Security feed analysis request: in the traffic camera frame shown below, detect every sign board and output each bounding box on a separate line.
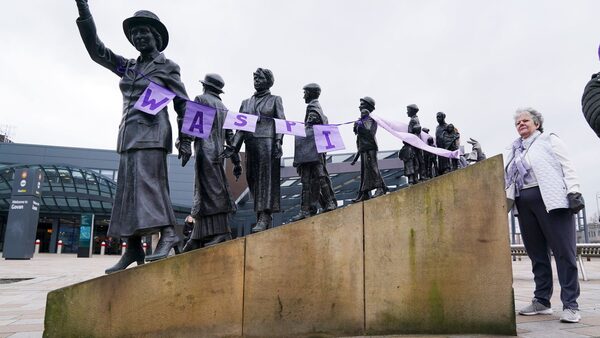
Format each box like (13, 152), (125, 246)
(3, 168), (44, 260)
(77, 214), (95, 258)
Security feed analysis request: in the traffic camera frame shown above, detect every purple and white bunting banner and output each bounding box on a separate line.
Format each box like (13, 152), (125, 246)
(371, 114), (461, 159)
(313, 125), (345, 153)
(133, 82), (176, 115)
(181, 101), (216, 139)
(223, 111), (258, 132)
(274, 118), (306, 137)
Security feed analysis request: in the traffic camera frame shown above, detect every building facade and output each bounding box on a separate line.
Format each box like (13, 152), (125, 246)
(1, 142), (407, 255)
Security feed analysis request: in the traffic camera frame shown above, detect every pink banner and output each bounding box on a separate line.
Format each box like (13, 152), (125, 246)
(223, 111), (258, 132)
(133, 82), (176, 115)
(371, 114), (460, 159)
(181, 101), (216, 139)
(313, 125), (345, 153)
(274, 118), (306, 137)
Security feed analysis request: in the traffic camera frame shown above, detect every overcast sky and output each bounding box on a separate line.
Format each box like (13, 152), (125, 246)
(2, 1), (600, 219)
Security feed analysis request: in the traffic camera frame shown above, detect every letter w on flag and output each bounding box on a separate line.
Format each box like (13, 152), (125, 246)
(134, 82), (176, 115)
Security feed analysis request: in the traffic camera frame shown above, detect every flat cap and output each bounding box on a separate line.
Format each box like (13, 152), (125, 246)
(407, 104), (419, 112)
(302, 83), (321, 91)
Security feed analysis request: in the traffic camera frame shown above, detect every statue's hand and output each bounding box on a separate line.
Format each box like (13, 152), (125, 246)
(75, 0), (91, 18)
(177, 139), (192, 167)
(218, 146), (235, 159)
(233, 164), (243, 181)
(273, 141), (283, 159)
(350, 159), (357, 166)
(467, 138), (481, 150)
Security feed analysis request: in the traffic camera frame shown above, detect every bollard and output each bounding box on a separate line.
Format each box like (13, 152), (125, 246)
(121, 241), (127, 256)
(57, 240), (63, 254)
(34, 239), (41, 255)
(100, 241), (106, 256)
(142, 242), (148, 254)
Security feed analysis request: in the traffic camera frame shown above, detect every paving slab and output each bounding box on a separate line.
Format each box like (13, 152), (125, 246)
(1, 253), (600, 337)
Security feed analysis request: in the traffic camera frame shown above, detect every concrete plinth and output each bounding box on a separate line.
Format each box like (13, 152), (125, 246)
(44, 155), (515, 337)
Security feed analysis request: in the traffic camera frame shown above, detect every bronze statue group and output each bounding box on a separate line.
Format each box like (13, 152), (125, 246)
(74, 2), (485, 274)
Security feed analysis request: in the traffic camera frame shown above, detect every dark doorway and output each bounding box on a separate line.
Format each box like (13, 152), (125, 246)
(36, 222), (53, 253)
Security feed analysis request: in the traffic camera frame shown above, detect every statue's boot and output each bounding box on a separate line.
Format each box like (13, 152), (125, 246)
(105, 236), (144, 274)
(145, 226), (181, 262)
(204, 233), (232, 247)
(291, 209), (312, 222)
(319, 179), (337, 212)
(323, 201), (337, 212)
(182, 238), (202, 253)
(372, 188), (387, 198)
(252, 212), (272, 233)
(352, 191), (370, 203)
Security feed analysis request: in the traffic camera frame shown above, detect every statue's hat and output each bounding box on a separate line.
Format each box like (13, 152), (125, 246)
(302, 83), (321, 92)
(200, 73), (225, 93)
(407, 104), (419, 112)
(123, 10), (169, 51)
(360, 96), (376, 109)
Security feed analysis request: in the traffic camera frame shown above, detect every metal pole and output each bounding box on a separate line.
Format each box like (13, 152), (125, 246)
(510, 209), (516, 244)
(582, 207), (589, 243)
(596, 192), (600, 222)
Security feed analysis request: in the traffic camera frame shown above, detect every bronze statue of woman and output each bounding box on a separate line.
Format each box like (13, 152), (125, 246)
(75, 0), (193, 273)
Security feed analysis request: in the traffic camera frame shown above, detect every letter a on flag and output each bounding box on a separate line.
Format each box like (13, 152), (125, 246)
(313, 125), (345, 153)
(274, 118), (306, 137)
(182, 101), (216, 139)
(134, 82), (176, 115)
(222, 111), (258, 132)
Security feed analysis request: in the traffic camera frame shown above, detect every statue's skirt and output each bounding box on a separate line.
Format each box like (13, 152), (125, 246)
(108, 149), (177, 238)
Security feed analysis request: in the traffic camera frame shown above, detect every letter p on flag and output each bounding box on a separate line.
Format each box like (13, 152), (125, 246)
(134, 82), (176, 115)
(274, 118), (306, 137)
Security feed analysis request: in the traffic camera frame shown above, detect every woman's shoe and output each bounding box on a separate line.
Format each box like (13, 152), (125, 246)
(105, 237), (144, 274)
(145, 227), (181, 262)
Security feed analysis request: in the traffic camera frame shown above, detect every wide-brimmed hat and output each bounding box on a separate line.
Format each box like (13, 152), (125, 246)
(200, 73), (225, 93)
(123, 10), (169, 51)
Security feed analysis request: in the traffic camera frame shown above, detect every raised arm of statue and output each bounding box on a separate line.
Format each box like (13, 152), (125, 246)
(75, 1), (128, 77)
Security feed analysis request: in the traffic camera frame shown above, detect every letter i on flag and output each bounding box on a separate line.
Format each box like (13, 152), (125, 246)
(182, 101), (216, 139)
(313, 125), (345, 153)
(134, 82), (176, 115)
(274, 118), (306, 137)
(222, 111), (258, 132)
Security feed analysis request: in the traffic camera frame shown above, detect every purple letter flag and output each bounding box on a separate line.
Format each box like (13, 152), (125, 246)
(181, 101), (216, 139)
(274, 118), (306, 137)
(313, 125), (345, 153)
(133, 82), (176, 115)
(223, 111), (258, 132)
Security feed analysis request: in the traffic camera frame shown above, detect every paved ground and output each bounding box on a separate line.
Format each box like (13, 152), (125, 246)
(0, 253), (599, 338)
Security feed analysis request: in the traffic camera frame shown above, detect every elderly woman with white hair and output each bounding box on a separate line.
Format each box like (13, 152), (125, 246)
(505, 107), (585, 323)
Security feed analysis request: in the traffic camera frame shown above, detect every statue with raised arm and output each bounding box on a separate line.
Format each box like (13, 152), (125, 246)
(221, 68), (285, 232)
(351, 97), (387, 202)
(182, 74), (242, 252)
(291, 83), (337, 221)
(74, 0), (193, 273)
